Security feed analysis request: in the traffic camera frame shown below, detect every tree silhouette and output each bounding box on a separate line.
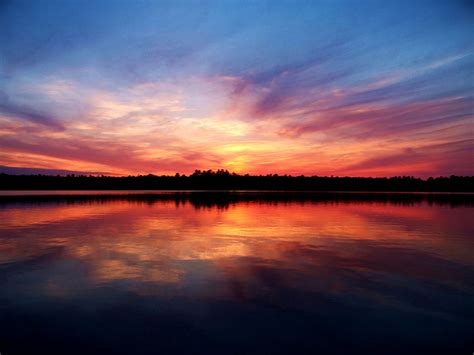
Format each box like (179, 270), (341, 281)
(0, 170), (472, 191)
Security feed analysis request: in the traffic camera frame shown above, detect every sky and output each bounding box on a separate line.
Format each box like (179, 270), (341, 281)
(0, 0), (473, 177)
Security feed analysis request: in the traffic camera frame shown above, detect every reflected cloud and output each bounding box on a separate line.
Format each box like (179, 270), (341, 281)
(0, 196), (473, 354)
(1, 197), (473, 295)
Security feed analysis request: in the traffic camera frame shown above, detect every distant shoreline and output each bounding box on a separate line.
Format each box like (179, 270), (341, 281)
(1, 171), (473, 192)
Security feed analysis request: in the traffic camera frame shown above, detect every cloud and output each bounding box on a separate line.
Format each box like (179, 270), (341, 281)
(0, 90), (64, 129)
(340, 140), (474, 177)
(0, 165), (110, 176)
(0, 1), (472, 177)
(278, 96), (473, 140)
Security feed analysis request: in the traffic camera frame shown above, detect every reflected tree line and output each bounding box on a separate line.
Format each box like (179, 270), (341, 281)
(1, 191), (473, 209)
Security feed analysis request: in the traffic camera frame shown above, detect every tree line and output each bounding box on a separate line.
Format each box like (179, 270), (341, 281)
(0, 169), (473, 191)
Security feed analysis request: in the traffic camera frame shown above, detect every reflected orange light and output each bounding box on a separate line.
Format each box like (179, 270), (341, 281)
(1, 198), (472, 291)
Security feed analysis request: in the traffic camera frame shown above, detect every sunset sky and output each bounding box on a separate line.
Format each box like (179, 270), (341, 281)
(0, 0), (473, 177)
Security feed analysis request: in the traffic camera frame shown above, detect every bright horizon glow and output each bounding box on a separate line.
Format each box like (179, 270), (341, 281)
(0, 0), (473, 177)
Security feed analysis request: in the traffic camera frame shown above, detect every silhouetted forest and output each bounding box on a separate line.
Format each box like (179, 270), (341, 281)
(1, 169), (473, 191)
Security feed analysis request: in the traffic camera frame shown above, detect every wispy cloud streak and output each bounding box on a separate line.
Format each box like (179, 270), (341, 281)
(0, 0), (472, 176)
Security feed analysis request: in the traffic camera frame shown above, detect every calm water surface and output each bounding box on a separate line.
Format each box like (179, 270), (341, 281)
(0, 192), (473, 354)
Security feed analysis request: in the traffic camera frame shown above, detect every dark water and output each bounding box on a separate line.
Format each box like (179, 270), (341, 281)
(0, 192), (473, 355)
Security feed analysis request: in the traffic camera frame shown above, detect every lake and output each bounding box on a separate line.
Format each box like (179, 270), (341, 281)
(0, 192), (473, 354)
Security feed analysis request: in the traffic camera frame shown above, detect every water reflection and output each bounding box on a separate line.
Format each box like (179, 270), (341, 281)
(0, 193), (473, 354)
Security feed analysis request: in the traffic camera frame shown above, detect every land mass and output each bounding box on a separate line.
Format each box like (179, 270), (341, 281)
(0, 170), (473, 192)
